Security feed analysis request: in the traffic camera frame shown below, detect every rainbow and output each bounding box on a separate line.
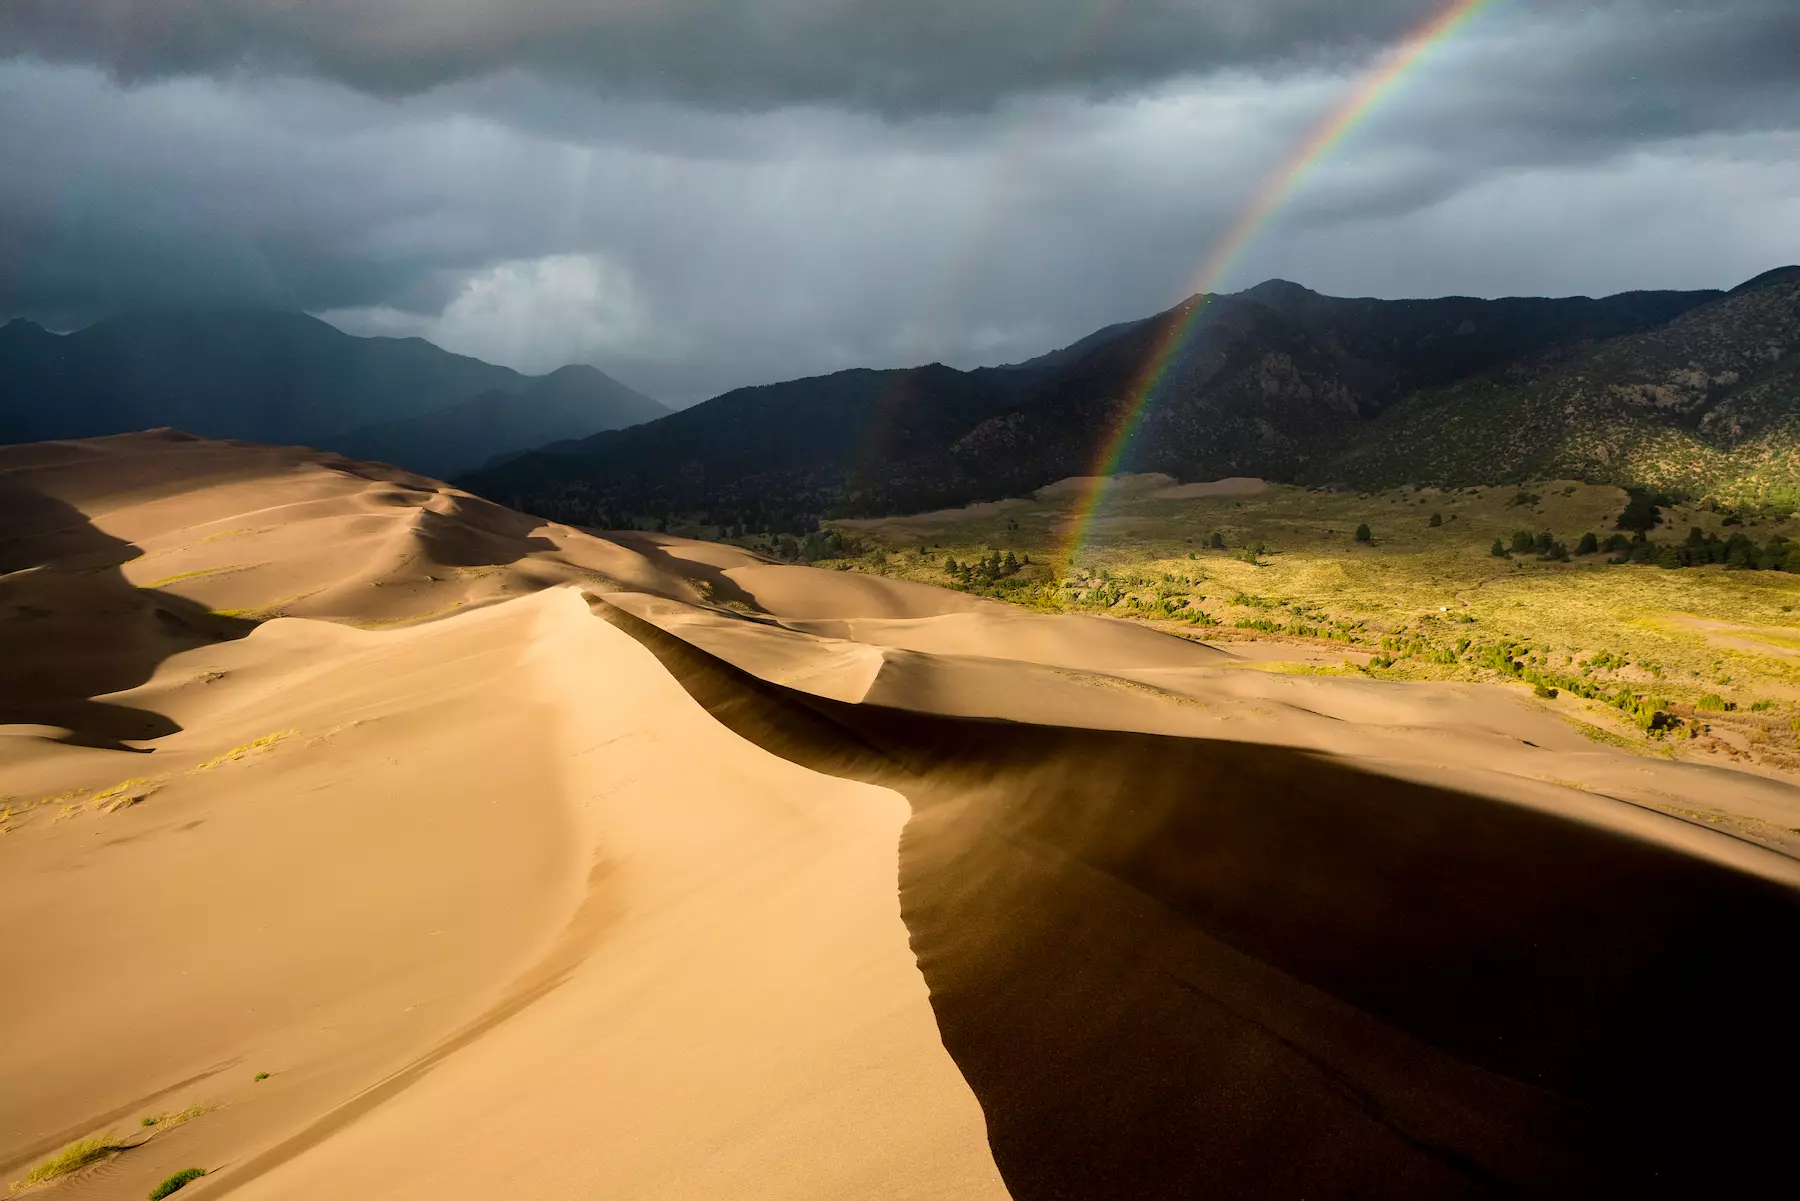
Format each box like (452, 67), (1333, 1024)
(1061, 0), (1496, 567)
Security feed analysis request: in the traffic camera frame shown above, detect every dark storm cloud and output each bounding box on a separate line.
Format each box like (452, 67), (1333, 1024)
(1, 1), (1796, 403)
(2, 0), (1458, 111)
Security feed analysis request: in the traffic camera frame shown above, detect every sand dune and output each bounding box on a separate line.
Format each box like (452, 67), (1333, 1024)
(7, 433), (1800, 1198)
(598, 601), (1800, 1196)
(1, 435), (1001, 1200)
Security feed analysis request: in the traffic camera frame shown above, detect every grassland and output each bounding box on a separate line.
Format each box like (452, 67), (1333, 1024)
(780, 475), (1800, 776)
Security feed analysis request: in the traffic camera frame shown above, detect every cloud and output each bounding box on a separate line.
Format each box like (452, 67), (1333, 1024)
(4, 1), (1792, 119)
(322, 253), (657, 375)
(0, 0), (1456, 111)
(0, 1), (1796, 405)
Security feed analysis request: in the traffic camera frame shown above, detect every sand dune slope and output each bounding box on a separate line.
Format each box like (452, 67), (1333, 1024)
(600, 600), (1800, 1197)
(1, 436), (1003, 1200)
(10, 433), (1800, 1200)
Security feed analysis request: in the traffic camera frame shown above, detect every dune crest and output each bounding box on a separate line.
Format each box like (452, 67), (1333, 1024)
(0, 435), (1003, 1200)
(7, 434), (1800, 1197)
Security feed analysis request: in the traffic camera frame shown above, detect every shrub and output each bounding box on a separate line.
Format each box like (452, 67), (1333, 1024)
(23, 1137), (124, 1186)
(1354, 523), (1372, 543)
(1697, 694), (1734, 712)
(1511, 529), (1534, 554)
(1576, 532), (1599, 555)
(149, 1168), (207, 1199)
(1533, 683), (1559, 699)
(1208, 532), (1225, 549)
(1428, 512), (1443, 527)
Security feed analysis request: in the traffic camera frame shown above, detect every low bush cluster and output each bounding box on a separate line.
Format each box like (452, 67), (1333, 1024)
(1609, 528), (1800, 571)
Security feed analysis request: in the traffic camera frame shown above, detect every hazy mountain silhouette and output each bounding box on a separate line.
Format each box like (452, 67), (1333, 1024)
(462, 274), (1785, 533)
(0, 308), (665, 477)
(332, 364), (666, 478)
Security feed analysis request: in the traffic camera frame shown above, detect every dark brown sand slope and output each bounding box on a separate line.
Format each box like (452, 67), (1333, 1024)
(596, 597), (1800, 1200)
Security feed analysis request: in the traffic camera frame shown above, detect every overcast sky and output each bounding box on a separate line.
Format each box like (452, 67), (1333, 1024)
(3, 1), (1797, 405)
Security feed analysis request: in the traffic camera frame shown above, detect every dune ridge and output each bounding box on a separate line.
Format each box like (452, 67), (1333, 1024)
(7, 433), (1800, 1198)
(594, 598), (1800, 1197)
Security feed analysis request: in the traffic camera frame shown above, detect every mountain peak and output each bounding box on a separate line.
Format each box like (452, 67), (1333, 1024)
(542, 363), (606, 380)
(1728, 265), (1800, 296)
(1239, 278), (1317, 300)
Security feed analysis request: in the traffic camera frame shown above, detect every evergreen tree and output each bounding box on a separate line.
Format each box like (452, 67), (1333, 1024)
(1354, 523), (1372, 543)
(1428, 513), (1443, 527)
(1208, 532), (1225, 549)
(1512, 530), (1535, 554)
(1576, 532), (1599, 555)
(1491, 537), (1509, 557)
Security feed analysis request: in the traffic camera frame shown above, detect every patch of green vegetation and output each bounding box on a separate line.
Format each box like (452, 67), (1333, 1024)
(254, 1071), (270, 1082)
(148, 1168), (207, 1199)
(819, 477), (1800, 770)
(19, 1135), (126, 1187)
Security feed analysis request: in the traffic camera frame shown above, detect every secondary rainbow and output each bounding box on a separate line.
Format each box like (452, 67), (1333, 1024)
(1062, 0), (1496, 566)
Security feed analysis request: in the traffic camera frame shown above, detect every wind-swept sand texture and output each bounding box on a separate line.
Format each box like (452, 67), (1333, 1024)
(7, 433), (1800, 1198)
(1, 434), (1001, 1200)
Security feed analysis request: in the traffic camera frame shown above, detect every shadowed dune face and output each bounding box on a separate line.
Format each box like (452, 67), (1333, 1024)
(0, 477), (253, 742)
(595, 597), (1800, 1198)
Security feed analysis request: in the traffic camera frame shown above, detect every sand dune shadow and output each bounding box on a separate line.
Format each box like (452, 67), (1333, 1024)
(594, 596), (1800, 1199)
(0, 480), (254, 742)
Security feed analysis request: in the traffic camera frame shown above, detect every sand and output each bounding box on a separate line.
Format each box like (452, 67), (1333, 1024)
(0, 435), (1001, 1200)
(6, 432), (1800, 1198)
(1150, 475), (1269, 499)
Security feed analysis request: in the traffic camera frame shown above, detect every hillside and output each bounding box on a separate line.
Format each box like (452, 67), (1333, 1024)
(331, 364), (667, 478)
(461, 276), (1746, 532)
(1325, 271), (1800, 503)
(0, 308), (664, 478)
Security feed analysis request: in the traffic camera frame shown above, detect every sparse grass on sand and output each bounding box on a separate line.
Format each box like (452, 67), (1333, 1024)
(14, 1135), (126, 1189)
(87, 777), (164, 813)
(147, 563), (259, 589)
(803, 477), (1800, 775)
(190, 730), (298, 774)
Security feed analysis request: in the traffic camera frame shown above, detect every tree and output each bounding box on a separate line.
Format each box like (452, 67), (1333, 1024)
(1428, 512), (1443, 527)
(1616, 490), (1666, 532)
(1511, 529), (1535, 554)
(1576, 532), (1599, 555)
(1209, 532), (1226, 549)
(1354, 523), (1372, 543)
(1533, 531), (1553, 555)
(1491, 537), (1509, 557)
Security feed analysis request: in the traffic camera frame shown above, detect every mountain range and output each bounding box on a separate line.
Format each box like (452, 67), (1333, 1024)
(5, 270), (1796, 531)
(461, 267), (1799, 533)
(0, 309), (667, 478)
